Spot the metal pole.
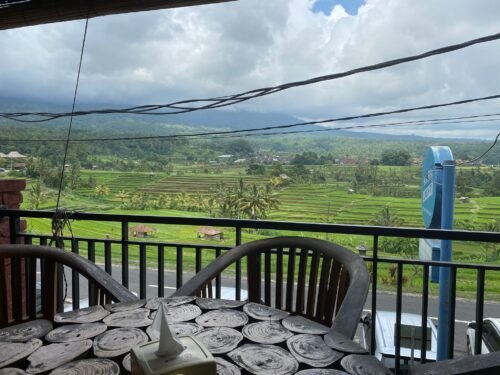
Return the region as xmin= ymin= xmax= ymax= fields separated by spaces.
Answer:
xmin=437 ymin=160 xmax=456 ymax=360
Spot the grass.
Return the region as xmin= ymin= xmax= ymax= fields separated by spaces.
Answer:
xmin=19 ymin=170 xmax=500 ymax=299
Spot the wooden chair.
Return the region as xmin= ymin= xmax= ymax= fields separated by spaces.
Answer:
xmin=409 ymin=351 xmax=500 ymax=375
xmin=173 ymin=236 xmax=370 ymax=339
xmin=0 ymin=244 xmax=137 ymax=328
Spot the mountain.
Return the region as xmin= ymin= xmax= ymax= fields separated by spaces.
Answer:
xmin=0 ymin=96 xmax=480 ymax=142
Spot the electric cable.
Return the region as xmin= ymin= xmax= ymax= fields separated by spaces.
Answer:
xmin=458 ymin=132 xmax=500 ymax=165
xmin=1 ymin=102 xmax=500 ymax=143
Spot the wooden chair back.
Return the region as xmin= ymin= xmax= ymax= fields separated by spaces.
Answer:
xmin=0 ymin=244 xmax=137 ymax=328
xmin=174 ymin=236 xmax=370 ymax=339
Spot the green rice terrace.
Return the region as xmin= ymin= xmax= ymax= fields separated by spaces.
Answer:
xmin=13 ymin=168 xmax=500 ymax=299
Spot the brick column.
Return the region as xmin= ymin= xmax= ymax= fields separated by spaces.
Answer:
xmin=0 ymin=179 xmax=27 ymax=322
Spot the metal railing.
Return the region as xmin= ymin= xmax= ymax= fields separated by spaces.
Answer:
xmin=1 ymin=209 xmax=499 ymax=372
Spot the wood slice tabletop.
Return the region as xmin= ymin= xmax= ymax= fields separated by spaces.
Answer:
xmin=215 ymin=357 xmax=241 ymax=375
xmin=324 ymin=331 xmax=368 ymax=355
xmin=144 ymin=296 xmax=196 ymax=310
xmin=286 ymin=334 xmax=343 ymax=367
xmin=0 ymin=339 xmax=42 ymax=368
xmin=196 ymin=298 xmax=246 ymax=310
xmin=196 ymin=309 xmax=249 ymax=327
xmin=0 ymin=320 xmax=52 ymax=343
xmin=49 ymin=358 xmax=120 ymax=375
xmin=122 ymin=354 xmax=131 ymax=373
xmin=147 ymin=322 xmax=202 ymax=341
xmin=103 ymin=308 xmax=153 ymax=328
xmin=26 ymin=339 xmax=93 ymax=374
xmin=242 ymin=321 xmax=293 ymax=344
xmin=228 ymin=343 xmax=299 ymax=375
xmin=243 ymin=302 xmax=291 ymax=321
xmin=282 ymin=315 xmax=330 ymax=335
xmin=0 ymin=297 xmax=389 ymax=374
xmin=295 ymin=369 xmax=349 ymax=375
xmin=149 ymin=303 xmax=202 ymax=323
xmin=93 ymin=328 xmax=148 ymax=358
xmin=194 ymin=327 xmax=243 ymax=354
xmin=54 ymin=305 xmax=110 ymax=324
xmin=104 ymin=300 xmax=146 ymax=313
xmin=45 ymin=323 xmax=108 ymax=343
xmin=340 ymin=354 xmax=393 ymax=375
xmin=0 ymin=368 xmax=27 ymax=374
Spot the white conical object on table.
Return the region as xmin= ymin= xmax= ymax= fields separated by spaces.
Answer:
xmin=152 ymin=302 xmax=185 ymax=360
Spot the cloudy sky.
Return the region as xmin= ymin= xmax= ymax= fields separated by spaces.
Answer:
xmin=1 ymin=0 xmax=500 ymax=139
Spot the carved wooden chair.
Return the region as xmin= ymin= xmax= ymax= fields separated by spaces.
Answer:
xmin=174 ymin=236 xmax=370 ymax=339
xmin=0 ymin=244 xmax=137 ymax=328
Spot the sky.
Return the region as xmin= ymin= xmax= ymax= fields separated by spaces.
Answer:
xmin=1 ymin=0 xmax=500 ymax=140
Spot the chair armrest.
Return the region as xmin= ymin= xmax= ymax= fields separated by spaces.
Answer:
xmin=0 ymin=244 xmax=137 ymax=303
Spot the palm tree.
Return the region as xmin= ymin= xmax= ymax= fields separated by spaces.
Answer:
xmin=28 ymin=179 xmax=45 ymax=210
xmin=371 ymin=206 xmax=405 ymax=227
xmin=262 ymin=184 xmax=280 ymax=212
xmin=94 ymin=185 xmax=110 ymax=197
xmin=115 ymin=190 xmax=129 ymax=203
xmin=238 ymin=184 xmax=267 ymax=220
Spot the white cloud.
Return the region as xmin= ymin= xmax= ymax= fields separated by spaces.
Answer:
xmin=0 ymin=0 xmax=499 ymax=138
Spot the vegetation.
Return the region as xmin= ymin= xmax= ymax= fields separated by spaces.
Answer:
xmin=1 ymin=118 xmax=499 ymax=298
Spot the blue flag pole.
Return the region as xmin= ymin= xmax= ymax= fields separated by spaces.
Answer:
xmin=437 ymin=160 xmax=456 ymax=360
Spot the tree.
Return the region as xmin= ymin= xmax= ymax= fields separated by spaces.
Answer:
xmin=129 ymin=192 xmax=150 ymax=210
xmin=28 ymin=179 xmax=45 ymax=210
xmin=238 ymin=184 xmax=267 ymax=220
xmin=224 ymin=139 xmax=254 ymax=155
xmin=94 ymin=185 xmax=110 ymax=197
xmin=380 ymin=149 xmax=412 ymax=166
xmin=115 ymin=190 xmax=130 ymax=204
xmin=246 ymin=164 xmax=266 ymax=175
xmin=371 ymin=206 xmax=405 ymax=227
xmin=480 ymin=220 xmax=500 ymax=261
xmin=291 ymin=151 xmax=319 ymax=165
xmin=269 ymin=162 xmax=284 ymax=177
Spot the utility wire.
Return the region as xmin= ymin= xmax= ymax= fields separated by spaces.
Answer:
xmin=2 ymin=98 xmax=500 ymax=143
xmin=2 ymin=31 xmax=500 ymax=122
xmin=458 ymin=132 xmax=500 ymax=165
xmin=2 ymin=114 xmax=499 ymax=143
xmin=55 ymin=17 xmax=89 ymax=210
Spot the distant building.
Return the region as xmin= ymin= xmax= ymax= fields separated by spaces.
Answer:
xmin=130 ymin=225 xmax=155 ymax=238
xmin=234 ymin=158 xmax=246 ymax=164
xmin=339 ymin=158 xmax=357 ymax=165
xmin=459 ymin=196 xmax=470 ymax=203
xmin=197 ymin=226 xmax=224 ymax=241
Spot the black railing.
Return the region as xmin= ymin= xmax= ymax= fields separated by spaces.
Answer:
xmin=1 ymin=209 xmax=499 ymax=372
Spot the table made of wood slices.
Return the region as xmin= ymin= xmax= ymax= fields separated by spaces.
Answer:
xmin=0 ymin=297 xmax=391 ymax=375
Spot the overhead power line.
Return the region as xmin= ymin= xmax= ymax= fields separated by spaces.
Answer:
xmin=458 ymin=132 xmax=500 ymax=165
xmin=2 ymin=112 xmax=499 ymax=143
xmin=2 ymin=31 xmax=500 ymax=123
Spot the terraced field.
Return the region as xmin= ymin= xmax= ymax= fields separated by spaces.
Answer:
xmin=77 ymin=171 xmax=164 ymax=198
xmin=138 ymin=175 xmax=269 ymax=195
xmin=269 ymin=183 xmax=500 ymax=227
xmin=72 ymin=171 xmax=500 ymax=227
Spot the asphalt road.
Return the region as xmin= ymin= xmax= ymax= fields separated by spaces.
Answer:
xmin=62 ymin=264 xmax=500 ymax=358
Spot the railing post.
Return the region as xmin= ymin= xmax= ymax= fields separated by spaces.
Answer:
xmin=121 ymin=221 xmax=129 ymax=288
xmin=370 ymin=235 xmax=379 ymax=356
xmin=235 ymin=226 xmax=242 ymax=246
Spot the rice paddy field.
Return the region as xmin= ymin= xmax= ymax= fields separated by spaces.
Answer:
xmin=18 ymin=168 xmax=500 ymax=299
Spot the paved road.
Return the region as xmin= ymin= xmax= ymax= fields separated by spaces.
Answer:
xmin=62 ymin=264 xmax=500 ymax=357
